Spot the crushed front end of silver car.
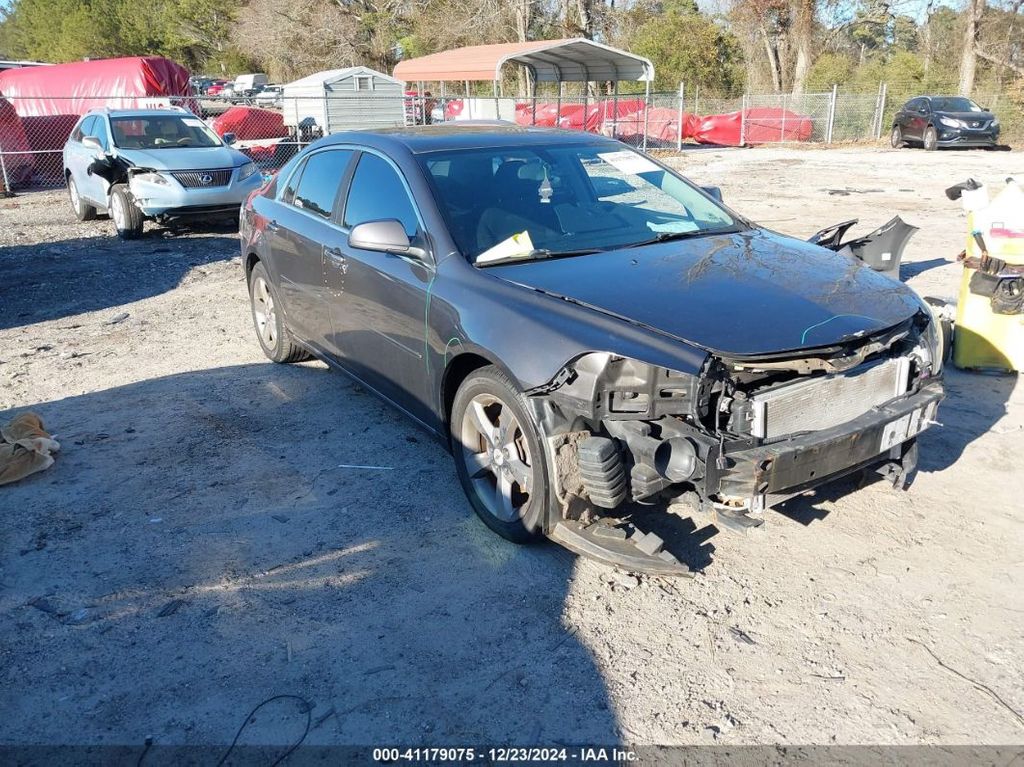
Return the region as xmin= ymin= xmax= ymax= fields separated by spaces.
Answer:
xmin=525 ymin=312 xmax=945 ymax=575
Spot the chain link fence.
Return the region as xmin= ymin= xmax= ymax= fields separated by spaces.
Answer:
xmin=1 ymin=81 xmax=1012 ymax=193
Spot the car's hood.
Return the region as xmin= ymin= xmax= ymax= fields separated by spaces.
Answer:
xmin=116 ymin=145 xmax=247 ymax=171
xmin=937 ymin=110 xmax=996 ymax=122
xmin=486 ymin=229 xmax=924 ymax=357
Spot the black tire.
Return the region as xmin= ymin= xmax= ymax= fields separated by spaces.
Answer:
xmin=450 ymin=365 xmax=549 ymax=543
xmin=890 ymin=125 xmax=904 ymax=149
xmin=109 ymin=184 xmax=144 ymax=239
xmin=248 ymin=261 xmax=310 ymax=363
xmin=923 ymin=127 xmax=938 ymax=151
xmin=68 ymin=175 xmax=97 ymax=221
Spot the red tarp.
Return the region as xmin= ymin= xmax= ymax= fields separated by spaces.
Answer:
xmin=0 ymin=97 xmax=34 ymax=185
xmin=0 ymin=56 xmax=193 ymax=118
xmin=691 ymin=107 xmax=813 ymax=146
xmin=514 ymin=98 xmax=645 ymax=131
xmin=211 ymin=106 xmax=289 ymax=141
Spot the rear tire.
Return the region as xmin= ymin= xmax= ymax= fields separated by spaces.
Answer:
xmin=890 ymin=125 xmax=904 ymax=149
xmin=68 ymin=176 xmax=97 ymax=221
xmin=923 ymin=127 xmax=938 ymax=151
xmin=450 ymin=365 xmax=549 ymax=543
xmin=248 ymin=261 xmax=311 ymax=363
xmin=109 ymin=184 xmax=144 ymax=239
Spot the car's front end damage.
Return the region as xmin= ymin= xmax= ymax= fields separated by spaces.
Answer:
xmin=523 ymin=311 xmax=944 ymax=575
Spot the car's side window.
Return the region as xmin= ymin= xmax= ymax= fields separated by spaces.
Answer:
xmin=291 ymin=149 xmax=353 ymax=219
xmin=74 ymin=116 xmax=95 ymax=143
xmin=88 ymin=118 xmax=110 ymax=152
xmin=343 ymin=152 xmax=419 ymax=238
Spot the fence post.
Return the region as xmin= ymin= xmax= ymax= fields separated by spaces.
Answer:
xmin=642 ymin=80 xmax=650 ymax=152
xmin=825 ymin=84 xmax=838 ymax=144
xmin=0 ymin=139 xmax=12 ymax=197
xmin=876 ymin=83 xmax=888 ymax=140
xmin=676 ymin=82 xmax=685 ymax=151
xmin=741 ymin=93 xmax=749 ymax=146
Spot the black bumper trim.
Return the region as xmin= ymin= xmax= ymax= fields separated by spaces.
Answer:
xmin=710 ymin=380 xmax=944 ymax=499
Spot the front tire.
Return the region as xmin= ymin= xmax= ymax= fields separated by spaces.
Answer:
xmin=109 ymin=184 xmax=144 ymax=239
xmin=248 ymin=262 xmax=310 ymax=363
xmin=68 ymin=176 xmax=97 ymax=221
xmin=923 ymin=127 xmax=938 ymax=151
xmin=451 ymin=366 xmax=549 ymax=543
xmin=890 ymin=125 xmax=904 ymax=149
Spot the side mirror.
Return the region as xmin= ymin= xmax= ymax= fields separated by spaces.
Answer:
xmin=349 ymin=219 xmax=427 ymax=259
xmin=223 ymin=132 xmax=237 ymax=145
xmin=82 ymin=136 xmax=104 ymax=154
xmin=701 ymin=185 xmax=723 ymax=203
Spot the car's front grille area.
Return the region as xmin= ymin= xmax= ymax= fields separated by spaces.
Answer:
xmin=750 ymin=357 xmax=911 ymax=440
xmin=170 ymin=169 xmax=233 ymax=188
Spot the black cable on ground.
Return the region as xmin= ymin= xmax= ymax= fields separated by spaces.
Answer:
xmin=215 ymin=693 xmax=313 ymax=767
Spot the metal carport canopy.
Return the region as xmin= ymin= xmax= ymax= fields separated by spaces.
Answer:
xmin=392 ymin=38 xmax=654 ymax=83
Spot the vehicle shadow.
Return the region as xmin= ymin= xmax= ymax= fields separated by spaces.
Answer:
xmin=0 ymin=362 xmax=619 ymax=747
xmin=0 ymin=232 xmax=239 ymax=331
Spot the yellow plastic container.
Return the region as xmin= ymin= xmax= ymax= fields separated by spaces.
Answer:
xmin=953 ymin=181 xmax=1024 ymax=372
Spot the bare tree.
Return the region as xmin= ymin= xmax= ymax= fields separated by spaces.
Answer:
xmin=958 ymin=0 xmax=986 ymax=95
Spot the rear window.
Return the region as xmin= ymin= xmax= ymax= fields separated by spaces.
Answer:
xmin=291 ymin=149 xmax=354 ymax=219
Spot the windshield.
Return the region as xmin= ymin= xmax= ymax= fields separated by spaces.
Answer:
xmin=930 ymin=97 xmax=983 ymax=112
xmin=110 ymin=115 xmax=222 ymax=149
xmin=419 ymin=143 xmax=739 ymax=263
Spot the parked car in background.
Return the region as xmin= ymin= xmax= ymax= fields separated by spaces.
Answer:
xmin=63 ymin=107 xmax=263 ymax=239
xmin=207 ymin=80 xmax=229 ymax=96
xmin=891 ymin=96 xmax=1000 ymax=150
xmin=238 ymin=125 xmax=945 ymax=573
xmin=254 ymin=85 xmax=284 ymax=109
xmin=232 ymin=73 xmax=269 ymax=102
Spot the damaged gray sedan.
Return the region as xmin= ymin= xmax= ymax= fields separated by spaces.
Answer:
xmin=240 ymin=125 xmax=944 ymax=574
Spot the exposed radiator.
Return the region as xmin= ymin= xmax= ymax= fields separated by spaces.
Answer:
xmin=749 ymin=357 xmax=911 ymax=440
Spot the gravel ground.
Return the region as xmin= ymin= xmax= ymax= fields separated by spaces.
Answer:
xmin=1 ymin=145 xmax=1022 ymax=750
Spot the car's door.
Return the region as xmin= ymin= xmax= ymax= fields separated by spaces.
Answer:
xmin=326 ymin=150 xmax=434 ymax=423
xmin=65 ymin=116 xmax=97 ymax=201
xmin=265 ymin=148 xmax=355 ymax=347
xmin=79 ymin=116 xmax=112 ymax=205
xmin=908 ymin=99 xmax=929 ymax=140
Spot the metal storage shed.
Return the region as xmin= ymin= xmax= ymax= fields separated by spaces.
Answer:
xmin=281 ymin=66 xmax=405 ymax=134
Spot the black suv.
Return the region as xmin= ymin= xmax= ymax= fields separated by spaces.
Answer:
xmin=891 ymin=96 xmax=1000 ymax=150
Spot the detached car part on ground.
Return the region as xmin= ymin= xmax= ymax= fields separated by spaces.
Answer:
xmin=240 ymin=126 xmax=945 ymax=575
xmin=63 ymin=107 xmax=264 ymax=239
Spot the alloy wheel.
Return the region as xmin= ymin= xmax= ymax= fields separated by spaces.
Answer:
xmin=459 ymin=393 xmax=534 ymax=522
xmin=111 ymin=193 xmax=126 ymax=230
xmin=252 ymin=276 xmax=277 ymax=348
xmin=69 ymin=178 xmax=80 ymax=211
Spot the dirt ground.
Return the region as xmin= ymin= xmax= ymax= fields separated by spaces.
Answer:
xmin=1 ymin=145 xmax=1022 ymax=751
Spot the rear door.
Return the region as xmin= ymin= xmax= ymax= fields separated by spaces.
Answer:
xmin=265 ymin=148 xmax=355 ymax=348
xmin=325 ymin=150 xmax=434 ymax=422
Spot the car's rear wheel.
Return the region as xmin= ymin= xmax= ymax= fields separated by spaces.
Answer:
xmin=248 ymin=262 xmax=310 ymax=363
xmin=890 ymin=125 xmax=904 ymax=149
xmin=109 ymin=185 xmax=144 ymax=239
xmin=923 ymin=127 xmax=938 ymax=151
xmin=451 ymin=366 xmax=548 ymax=543
xmin=68 ymin=176 xmax=97 ymax=221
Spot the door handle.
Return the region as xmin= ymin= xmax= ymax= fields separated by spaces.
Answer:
xmin=324 ymin=245 xmax=347 ymax=265
xmin=266 ymin=220 xmax=280 ymax=233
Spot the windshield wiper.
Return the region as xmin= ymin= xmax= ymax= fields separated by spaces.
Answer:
xmin=611 ymin=226 xmax=743 ymax=251
xmin=476 ymin=247 xmax=603 ymax=267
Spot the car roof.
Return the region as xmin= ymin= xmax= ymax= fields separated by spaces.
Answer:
xmin=315 ymin=124 xmax=621 ymax=155
xmin=86 ymin=107 xmax=193 ymax=119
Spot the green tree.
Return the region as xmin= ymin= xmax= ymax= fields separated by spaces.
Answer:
xmin=630 ymin=2 xmax=744 ymax=94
